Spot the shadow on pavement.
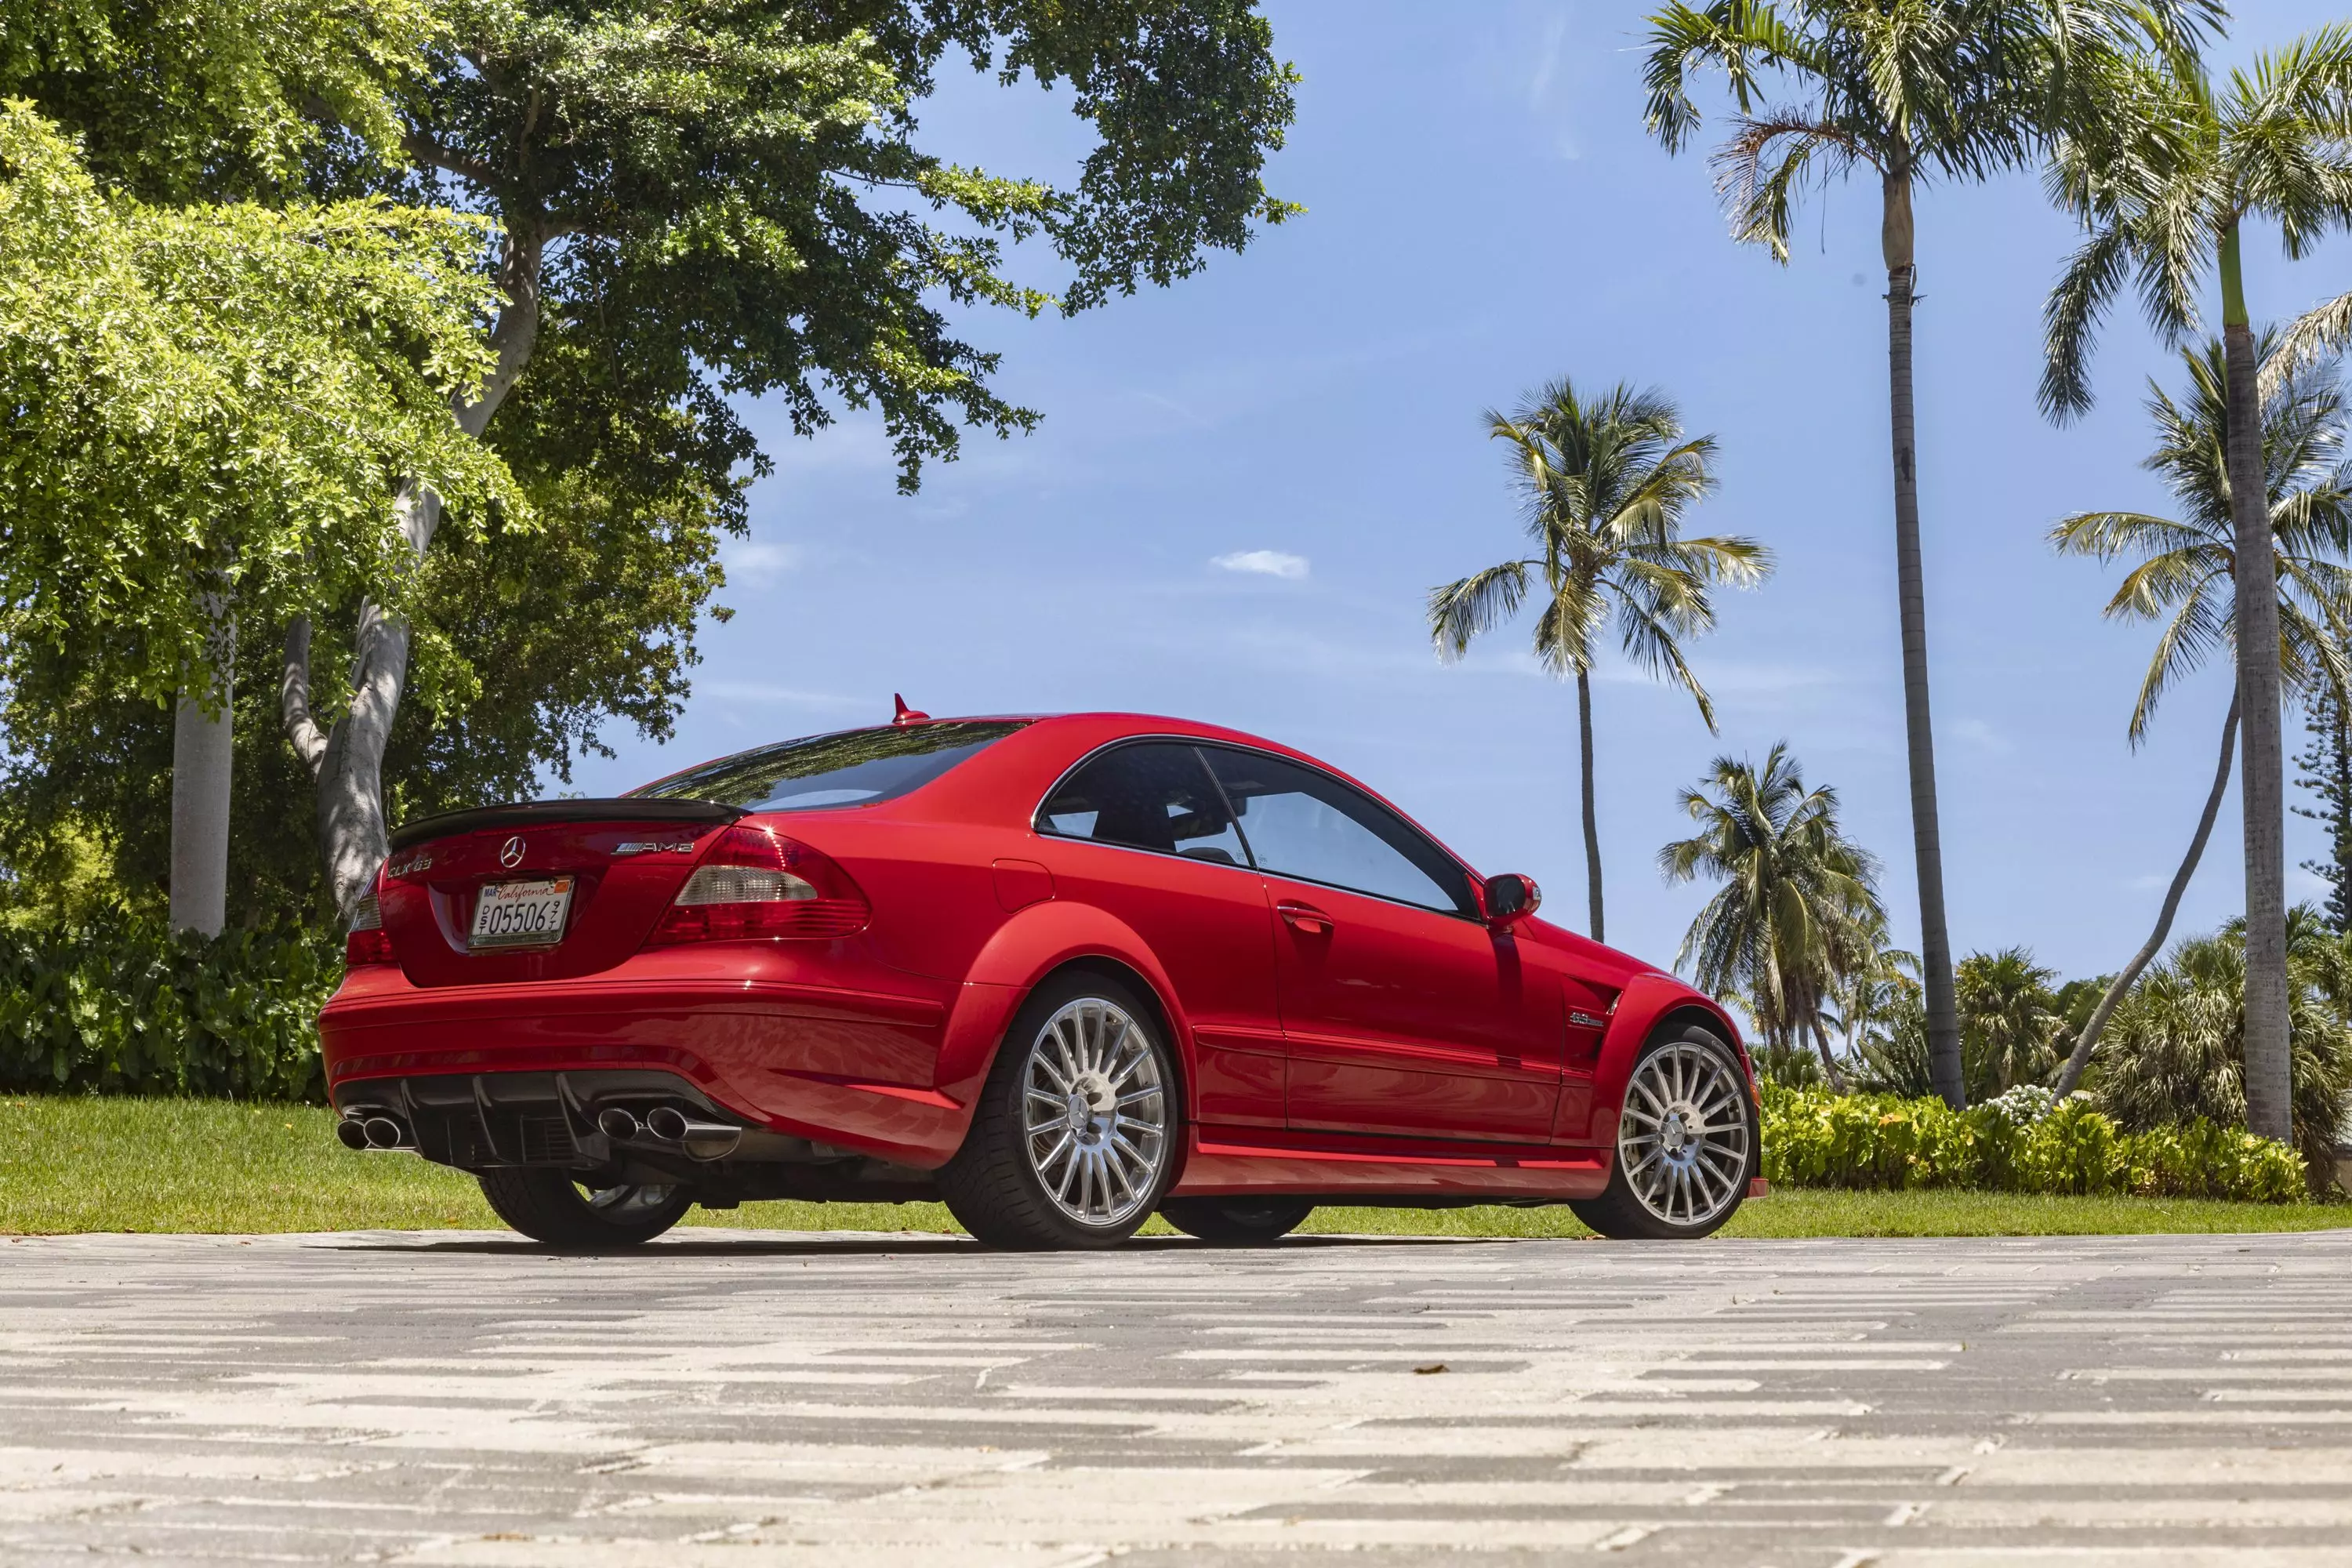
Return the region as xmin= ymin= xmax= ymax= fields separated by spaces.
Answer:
xmin=313 ymin=1229 xmax=1505 ymax=1258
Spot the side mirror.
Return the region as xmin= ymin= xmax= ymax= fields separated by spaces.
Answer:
xmin=1483 ymin=873 xmax=1540 ymax=927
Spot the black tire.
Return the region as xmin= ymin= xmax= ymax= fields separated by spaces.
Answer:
xmin=1160 ymin=1196 xmax=1314 ymax=1245
xmin=477 ymin=1168 xmax=692 ymax=1248
xmin=1570 ymin=1025 xmax=1756 ymax=1241
xmin=938 ymin=971 xmax=1181 ymax=1250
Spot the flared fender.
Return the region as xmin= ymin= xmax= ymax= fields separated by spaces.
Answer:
xmin=1585 ymin=973 xmax=1750 ymax=1149
xmin=930 ymin=899 xmax=1195 ymax=1109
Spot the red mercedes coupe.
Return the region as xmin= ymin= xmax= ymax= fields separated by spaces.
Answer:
xmin=322 ymin=710 xmax=1759 ymax=1248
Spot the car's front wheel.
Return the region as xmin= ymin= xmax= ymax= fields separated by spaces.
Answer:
xmin=939 ymin=972 xmax=1178 ymax=1250
xmin=1570 ymin=1026 xmax=1755 ymax=1240
xmin=477 ymin=1168 xmax=692 ymax=1248
xmin=1160 ymin=1196 xmax=1313 ymax=1245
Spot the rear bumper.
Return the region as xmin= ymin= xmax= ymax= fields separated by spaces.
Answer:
xmin=321 ymin=966 xmax=971 ymax=1167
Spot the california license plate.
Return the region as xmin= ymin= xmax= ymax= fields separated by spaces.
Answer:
xmin=470 ymin=877 xmax=575 ymax=949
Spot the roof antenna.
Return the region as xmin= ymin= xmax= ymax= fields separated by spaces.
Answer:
xmin=892 ymin=693 xmax=931 ymax=726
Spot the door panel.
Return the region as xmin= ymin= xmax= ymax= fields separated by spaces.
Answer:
xmin=1263 ymin=876 xmax=1563 ymax=1140
xmin=1033 ymin=742 xmax=1284 ymax=1127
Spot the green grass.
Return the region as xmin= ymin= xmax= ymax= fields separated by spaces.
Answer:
xmin=3 ymin=1095 xmax=2346 ymax=1238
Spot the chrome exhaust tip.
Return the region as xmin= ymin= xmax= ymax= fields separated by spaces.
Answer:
xmin=361 ymin=1116 xmax=408 ymax=1150
xmin=644 ymin=1105 xmax=742 ymax=1160
xmin=597 ymin=1107 xmax=641 ymax=1142
xmin=335 ymin=1116 xmax=371 ymax=1151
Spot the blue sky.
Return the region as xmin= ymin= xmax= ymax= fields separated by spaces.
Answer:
xmin=568 ymin=0 xmax=2352 ymax=982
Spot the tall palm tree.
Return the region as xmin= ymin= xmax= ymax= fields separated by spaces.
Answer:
xmin=1661 ymin=743 xmax=1884 ymax=1087
xmin=1828 ymin=909 xmax=1921 ymax=1057
xmin=1956 ymin=946 xmax=2064 ymax=1094
xmin=1430 ymin=379 xmax=1769 ymax=943
xmin=1641 ymin=0 xmax=2205 ymax=1110
xmin=2040 ymin=28 xmax=2352 ymax=1142
xmin=2048 ymin=334 xmax=2352 ymax=1098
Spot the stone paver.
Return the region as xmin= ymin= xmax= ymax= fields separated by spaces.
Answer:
xmin=5 ymin=1226 xmax=2352 ymax=1564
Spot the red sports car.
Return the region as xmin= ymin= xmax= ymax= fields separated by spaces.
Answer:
xmin=323 ymin=709 xmax=1759 ymax=1248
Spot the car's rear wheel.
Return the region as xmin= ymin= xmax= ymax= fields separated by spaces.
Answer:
xmin=939 ymin=972 xmax=1178 ymax=1250
xmin=477 ymin=1168 xmax=692 ymax=1248
xmin=1570 ymin=1026 xmax=1755 ymax=1240
xmin=1160 ymin=1196 xmax=1314 ymax=1245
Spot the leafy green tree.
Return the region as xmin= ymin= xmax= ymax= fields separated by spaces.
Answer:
xmin=275 ymin=0 xmax=1303 ymax=919
xmin=1428 ymin=379 xmax=1767 ymax=942
xmin=1955 ymin=946 xmax=2063 ymax=1094
xmin=2292 ymin=685 xmax=2352 ymax=934
xmin=1826 ymin=909 xmax=1919 ymax=1058
xmin=2094 ymin=906 xmax=2352 ymax=1178
xmin=0 ymin=105 xmax=517 ymax=921
xmin=2039 ymin=27 xmax=2352 ymax=1143
xmin=2048 ymin=332 xmax=2352 ymax=1095
xmin=1641 ymin=0 xmax=2204 ymax=1110
xmin=1660 ymin=742 xmax=1884 ymax=1087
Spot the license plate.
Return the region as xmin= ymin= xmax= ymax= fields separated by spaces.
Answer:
xmin=470 ymin=877 xmax=575 ymax=950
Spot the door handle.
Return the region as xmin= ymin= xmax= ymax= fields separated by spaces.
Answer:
xmin=1276 ymin=902 xmax=1333 ymax=936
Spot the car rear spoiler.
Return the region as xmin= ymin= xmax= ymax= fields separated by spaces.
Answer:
xmin=387 ymin=798 xmax=747 ymax=852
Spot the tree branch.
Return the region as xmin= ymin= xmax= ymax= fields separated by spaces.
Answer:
xmin=281 ymin=616 xmax=328 ymax=779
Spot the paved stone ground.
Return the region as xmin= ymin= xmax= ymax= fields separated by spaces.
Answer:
xmin=5 ymin=1228 xmax=2352 ymax=1565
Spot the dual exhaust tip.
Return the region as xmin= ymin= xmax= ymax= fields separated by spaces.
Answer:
xmin=336 ymin=1114 xmax=411 ymax=1151
xmin=598 ymin=1105 xmax=742 ymax=1160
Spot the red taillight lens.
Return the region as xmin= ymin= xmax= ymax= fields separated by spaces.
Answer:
xmin=344 ymin=891 xmax=397 ymax=967
xmin=645 ymin=825 xmax=869 ymax=945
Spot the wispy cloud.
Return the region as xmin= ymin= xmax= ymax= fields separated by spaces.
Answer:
xmin=1212 ymin=549 xmax=1310 ymax=580
xmin=1952 ymin=718 xmax=2013 ymax=754
xmin=722 ymin=541 xmax=802 ymax=586
xmin=695 ymin=681 xmax=864 ymax=709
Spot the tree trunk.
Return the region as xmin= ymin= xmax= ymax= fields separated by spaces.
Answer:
xmin=283 ymin=230 xmax=542 ymax=921
xmin=1809 ymin=1011 xmax=1847 ymax=1092
xmin=2219 ymin=221 xmax=2293 ymax=1142
xmin=168 ymin=590 xmax=234 ymax=937
xmin=1882 ymin=165 xmax=1965 ymax=1109
xmin=1577 ymin=666 xmax=1604 ymax=942
xmin=2054 ymin=691 xmax=2240 ymax=1097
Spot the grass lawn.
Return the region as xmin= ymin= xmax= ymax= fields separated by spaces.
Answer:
xmin=4 ymin=1094 xmax=2346 ymax=1239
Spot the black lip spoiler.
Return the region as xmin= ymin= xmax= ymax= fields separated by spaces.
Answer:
xmin=387 ymin=797 xmax=747 ymax=852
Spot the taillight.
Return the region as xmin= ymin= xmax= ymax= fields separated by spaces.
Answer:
xmin=345 ymin=890 xmax=397 ymax=967
xmin=645 ymin=824 xmax=869 ymax=944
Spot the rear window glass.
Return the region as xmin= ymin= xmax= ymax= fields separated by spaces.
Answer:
xmin=629 ymin=721 xmax=1028 ymax=811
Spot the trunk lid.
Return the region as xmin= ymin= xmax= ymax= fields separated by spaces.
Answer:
xmin=377 ymin=800 xmax=743 ymax=987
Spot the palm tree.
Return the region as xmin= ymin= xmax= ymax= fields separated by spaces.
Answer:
xmin=1641 ymin=0 xmax=2203 ymax=1110
xmin=1661 ymin=743 xmax=1884 ymax=1088
xmin=1430 ymin=379 xmax=1769 ymax=943
xmin=1956 ymin=946 xmax=2063 ymax=1094
xmin=2048 ymin=333 xmax=2352 ymax=1097
xmin=2040 ymin=28 xmax=2352 ymax=1143
xmin=1828 ymin=909 xmax=1921 ymax=1058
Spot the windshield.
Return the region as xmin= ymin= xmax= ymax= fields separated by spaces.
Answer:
xmin=628 ymin=720 xmax=1028 ymax=812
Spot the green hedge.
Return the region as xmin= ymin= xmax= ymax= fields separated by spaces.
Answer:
xmin=0 ymin=915 xmax=337 ymax=1101
xmin=1762 ymin=1083 xmax=2310 ymax=1203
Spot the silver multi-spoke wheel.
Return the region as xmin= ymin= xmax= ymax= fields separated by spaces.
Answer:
xmin=1020 ymin=996 xmax=1168 ymax=1229
xmin=1617 ymin=1039 xmax=1750 ymax=1229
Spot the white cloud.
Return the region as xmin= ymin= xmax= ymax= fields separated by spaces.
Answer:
xmin=696 ymin=681 xmax=863 ymax=709
xmin=1211 ymin=549 xmax=1309 ymax=580
xmin=1952 ymin=718 xmax=2013 ymax=754
xmin=722 ymin=541 xmax=802 ymax=586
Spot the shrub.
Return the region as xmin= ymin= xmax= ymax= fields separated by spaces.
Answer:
xmin=0 ymin=912 xmax=336 ymax=1101
xmin=1759 ymin=1083 xmax=2310 ymax=1203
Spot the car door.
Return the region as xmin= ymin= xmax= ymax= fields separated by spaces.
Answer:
xmin=1032 ymin=742 xmax=1287 ymax=1127
xmin=1198 ymin=746 xmax=1564 ymax=1143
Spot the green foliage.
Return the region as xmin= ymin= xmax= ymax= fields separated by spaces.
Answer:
xmin=1761 ymin=1083 xmax=2310 ymax=1203
xmin=2092 ymin=913 xmax=2352 ymax=1175
xmin=0 ymin=914 xmax=336 ymax=1101
xmin=0 ymin=103 xmax=520 ymax=717
xmin=1660 ymin=742 xmax=1882 ymax=1060
xmin=1955 ymin=946 xmax=2064 ymax=1094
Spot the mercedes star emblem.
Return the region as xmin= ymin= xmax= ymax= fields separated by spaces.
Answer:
xmin=499 ymin=835 xmax=526 ymax=869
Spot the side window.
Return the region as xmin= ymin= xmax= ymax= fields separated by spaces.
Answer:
xmin=1202 ymin=748 xmax=1475 ymax=916
xmin=1038 ymin=743 xmax=1250 ymax=866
